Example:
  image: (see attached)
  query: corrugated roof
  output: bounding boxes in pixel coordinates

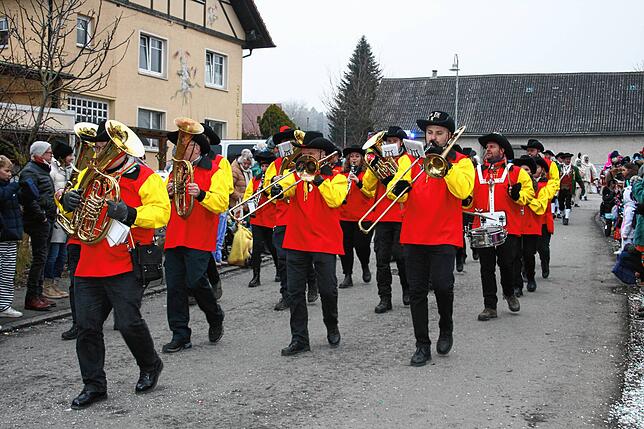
[372,72,644,136]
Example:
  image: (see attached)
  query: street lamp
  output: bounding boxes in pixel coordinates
[449,53,460,128]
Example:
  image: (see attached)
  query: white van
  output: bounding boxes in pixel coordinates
[213,139,265,163]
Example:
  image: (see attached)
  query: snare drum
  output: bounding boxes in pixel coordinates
[467,226,508,248]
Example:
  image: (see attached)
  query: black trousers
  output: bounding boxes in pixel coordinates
[478,234,519,309]
[558,188,572,210]
[251,225,278,271]
[273,225,316,301]
[404,244,456,347]
[24,220,53,299]
[514,234,538,290]
[374,222,408,299]
[537,224,551,271]
[165,247,224,342]
[286,250,338,345]
[67,243,81,324]
[75,271,159,392]
[339,221,373,275]
[456,213,474,263]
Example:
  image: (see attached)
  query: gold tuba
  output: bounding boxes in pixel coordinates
[65,120,144,243]
[362,131,399,182]
[171,117,204,218]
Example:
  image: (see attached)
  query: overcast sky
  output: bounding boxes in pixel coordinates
[242,0,644,112]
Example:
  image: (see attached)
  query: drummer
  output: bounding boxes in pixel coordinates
[465,133,534,321]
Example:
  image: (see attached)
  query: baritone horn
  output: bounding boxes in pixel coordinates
[362,130,399,182]
[172,117,204,218]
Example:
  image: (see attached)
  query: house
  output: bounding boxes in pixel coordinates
[242,103,280,138]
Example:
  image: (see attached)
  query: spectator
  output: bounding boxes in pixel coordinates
[19,141,57,311]
[579,154,598,196]
[43,142,74,298]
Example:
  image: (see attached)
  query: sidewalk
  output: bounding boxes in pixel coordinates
[0,261,254,333]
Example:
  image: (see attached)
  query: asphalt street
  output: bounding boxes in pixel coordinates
[0,194,628,428]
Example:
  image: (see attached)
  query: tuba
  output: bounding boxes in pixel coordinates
[64,120,144,244]
[171,117,204,218]
[362,131,399,182]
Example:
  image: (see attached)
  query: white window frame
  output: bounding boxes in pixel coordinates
[76,15,92,48]
[205,49,228,90]
[138,31,167,79]
[204,118,227,139]
[0,17,9,49]
[67,95,109,124]
[137,107,167,152]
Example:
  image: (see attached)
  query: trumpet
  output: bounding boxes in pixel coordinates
[358,126,466,234]
[171,117,204,218]
[233,151,339,222]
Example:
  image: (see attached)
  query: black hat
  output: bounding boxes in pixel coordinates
[560,152,574,159]
[292,131,324,148]
[478,132,514,160]
[543,149,555,157]
[301,137,337,155]
[83,120,109,142]
[52,141,73,160]
[520,139,544,152]
[167,130,211,155]
[342,145,365,158]
[416,111,455,133]
[555,152,564,158]
[513,155,537,174]
[254,150,276,164]
[201,123,221,146]
[272,128,295,145]
[461,147,476,157]
[383,126,408,140]
[534,156,548,171]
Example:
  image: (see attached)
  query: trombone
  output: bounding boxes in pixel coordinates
[232,151,339,222]
[358,126,466,234]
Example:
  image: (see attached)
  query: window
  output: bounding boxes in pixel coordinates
[205,119,226,139]
[138,108,165,149]
[205,51,227,88]
[76,15,91,47]
[139,33,165,76]
[67,95,108,124]
[0,17,9,48]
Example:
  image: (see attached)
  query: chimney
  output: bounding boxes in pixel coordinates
[431,70,438,78]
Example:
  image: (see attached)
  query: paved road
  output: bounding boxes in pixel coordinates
[0,195,627,428]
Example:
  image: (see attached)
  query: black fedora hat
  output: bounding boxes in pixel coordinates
[416,111,455,133]
[534,156,548,171]
[560,152,574,159]
[543,149,555,157]
[272,128,295,145]
[520,139,545,152]
[201,123,221,146]
[555,152,565,158]
[302,137,337,155]
[461,147,476,157]
[513,155,537,174]
[478,132,514,160]
[82,120,110,142]
[254,150,276,164]
[383,126,408,140]
[342,145,365,158]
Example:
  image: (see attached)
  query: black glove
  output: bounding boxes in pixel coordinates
[636,203,644,216]
[509,183,522,201]
[392,180,410,197]
[462,196,473,207]
[319,165,333,176]
[426,145,443,155]
[312,175,325,187]
[106,199,136,225]
[270,183,283,198]
[62,190,82,211]
[381,175,394,186]
[355,180,363,189]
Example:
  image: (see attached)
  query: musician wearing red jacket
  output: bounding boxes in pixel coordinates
[362,126,410,313]
[338,145,374,288]
[162,125,229,354]
[468,133,534,322]
[388,111,474,367]
[272,136,348,356]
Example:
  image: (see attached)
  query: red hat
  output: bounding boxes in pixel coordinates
[279,125,291,133]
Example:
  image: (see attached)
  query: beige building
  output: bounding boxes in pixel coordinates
[0,0,274,169]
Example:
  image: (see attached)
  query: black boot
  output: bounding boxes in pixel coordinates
[248,268,261,288]
[339,274,353,289]
[61,323,79,341]
[435,290,454,355]
[455,255,464,273]
[526,278,537,292]
[374,297,392,314]
[410,345,431,367]
[307,280,319,303]
[362,265,372,283]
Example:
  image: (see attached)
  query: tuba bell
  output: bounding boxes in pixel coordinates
[362,131,399,182]
[171,117,204,218]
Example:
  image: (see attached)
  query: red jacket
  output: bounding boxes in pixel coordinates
[244,175,277,228]
[340,170,374,222]
[362,162,404,223]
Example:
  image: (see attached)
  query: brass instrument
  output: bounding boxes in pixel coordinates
[61,120,144,243]
[358,126,466,234]
[362,131,399,182]
[171,117,204,218]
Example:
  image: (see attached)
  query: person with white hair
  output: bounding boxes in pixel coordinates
[579,154,598,198]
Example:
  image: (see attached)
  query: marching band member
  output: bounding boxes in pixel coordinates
[468,133,534,322]
[162,123,227,353]
[243,150,279,287]
[362,126,410,313]
[388,111,474,366]
[272,136,348,356]
[61,121,170,409]
[338,145,374,288]
[558,153,584,225]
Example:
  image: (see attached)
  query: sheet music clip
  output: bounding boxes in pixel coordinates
[381,143,399,158]
[403,139,425,159]
[277,141,294,158]
[106,220,130,247]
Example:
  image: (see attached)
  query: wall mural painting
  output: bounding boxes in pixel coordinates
[207,4,220,27]
[172,50,200,106]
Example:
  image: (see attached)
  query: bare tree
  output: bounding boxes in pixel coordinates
[283,101,329,136]
[0,0,130,161]
[635,61,644,72]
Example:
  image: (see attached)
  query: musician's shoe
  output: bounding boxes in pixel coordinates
[514,287,523,297]
[505,295,520,312]
[273,297,289,311]
[436,332,453,355]
[327,327,341,348]
[477,308,497,321]
[135,359,163,394]
[248,269,261,288]
[161,339,192,353]
[472,250,479,261]
[362,266,372,283]
[562,217,569,225]
[526,279,537,292]
[209,323,224,344]
[410,345,431,367]
[542,265,550,279]
[280,341,310,356]
[374,298,392,314]
[402,293,410,306]
[24,296,50,311]
[274,274,281,283]
[307,282,319,303]
[456,257,464,273]
[61,324,79,341]
[71,389,107,409]
[339,275,353,289]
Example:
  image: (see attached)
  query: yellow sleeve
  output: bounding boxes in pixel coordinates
[360,168,377,199]
[135,172,171,229]
[198,167,231,214]
[540,160,561,201]
[243,179,254,201]
[217,157,234,197]
[515,168,536,206]
[278,171,297,199]
[386,154,412,203]
[319,174,348,208]
[527,188,550,215]
[444,157,475,200]
[58,168,87,217]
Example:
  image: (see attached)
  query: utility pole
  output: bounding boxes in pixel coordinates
[449,54,460,128]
